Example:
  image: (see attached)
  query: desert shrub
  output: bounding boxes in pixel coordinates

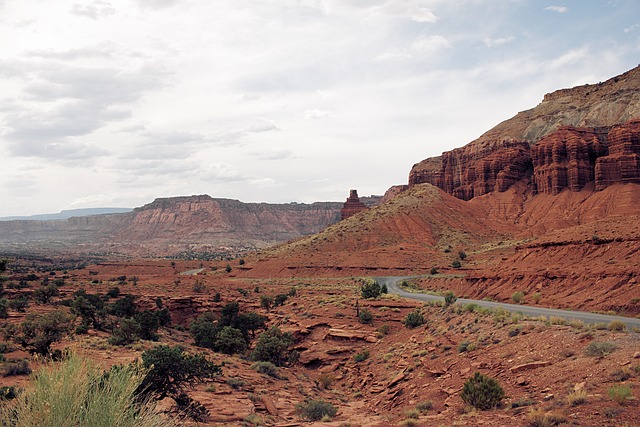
[236,312,268,339]
[458,340,472,353]
[106,286,120,299]
[415,400,433,412]
[527,409,567,426]
[377,324,390,335]
[215,326,247,355]
[251,361,279,378]
[584,341,617,357]
[17,310,74,355]
[109,294,138,318]
[274,294,288,307]
[213,292,221,302]
[358,309,373,324]
[451,259,461,268]
[403,309,425,328]
[567,389,587,406]
[353,350,369,362]
[260,295,273,311]
[0,353,175,427]
[607,320,626,332]
[430,267,439,275]
[444,291,457,306]
[0,299,7,319]
[295,399,337,421]
[511,291,525,304]
[458,251,467,260]
[0,386,18,400]
[137,345,221,421]
[134,310,162,341]
[3,359,31,377]
[190,312,220,349]
[608,384,632,405]
[318,373,335,389]
[360,280,382,299]
[8,297,29,312]
[532,292,542,304]
[610,368,632,382]
[510,398,535,408]
[192,281,206,293]
[109,317,141,346]
[251,327,295,366]
[33,284,60,304]
[225,264,232,273]
[460,372,504,410]
[226,377,247,390]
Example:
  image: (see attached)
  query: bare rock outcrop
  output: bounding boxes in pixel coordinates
[340,190,368,220]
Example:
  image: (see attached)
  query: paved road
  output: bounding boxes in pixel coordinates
[376,276,640,329]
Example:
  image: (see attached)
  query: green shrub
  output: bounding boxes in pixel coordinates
[109,317,141,346]
[260,295,273,311]
[415,400,433,412]
[251,327,295,366]
[430,267,439,275]
[353,350,369,362]
[532,292,542,304]
[403,309,425,328]
[0,299,8,319]
[137,345,221,421]
[0,386,18,400]
[607,320,626,332]
[458,251,467,260]
[460,372,504,410]
[567,389,587,406]
[251,361,279,378]
[608,384,632,405]
[3,359,31,377]
[8,297,29,312]
[511,291,525,304]
[215,326,247,355]
[361,280,382,299]
[377,324,390,335]
[444,291,457,306]
[33,284,60,304]
[451,259,461,269]
[295,399,337,421]
[584,341,617,357]
[18,310,74,355]
[358,309,373,324]
[274,294,288,306]
[1,354,175,426]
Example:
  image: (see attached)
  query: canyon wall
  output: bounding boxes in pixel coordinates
[409,66,640,200]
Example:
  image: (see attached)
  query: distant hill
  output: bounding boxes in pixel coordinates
[0,195,382,258]
[0,208,133,221]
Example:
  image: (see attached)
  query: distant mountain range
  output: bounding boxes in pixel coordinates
[0,208,133,221]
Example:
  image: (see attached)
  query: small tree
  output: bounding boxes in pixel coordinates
[360,280,382,299]
[444,291,457,306]
[214,326,247,355]
[251,326,295,366]
[403,309,425,328]
[460,372,504,410]
[33,284,60,304]
[137,345,221,421]
[260,295,273,311]
[18,310,74,355]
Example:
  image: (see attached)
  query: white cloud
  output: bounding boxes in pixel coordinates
[545,6,568,13]
[70,1,115,19]
[483,36,515,47]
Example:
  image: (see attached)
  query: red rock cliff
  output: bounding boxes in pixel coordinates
[408,66,640,200]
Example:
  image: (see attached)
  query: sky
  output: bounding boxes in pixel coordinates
[1,0,639,216]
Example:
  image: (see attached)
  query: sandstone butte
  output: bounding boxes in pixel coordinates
[340,189,369,220]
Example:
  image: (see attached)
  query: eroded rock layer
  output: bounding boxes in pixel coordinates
[409,66,640,200]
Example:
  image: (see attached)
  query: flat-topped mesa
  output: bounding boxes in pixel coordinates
[340,189,368,220]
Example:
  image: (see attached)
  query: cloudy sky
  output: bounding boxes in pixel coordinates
[1,0,639,216]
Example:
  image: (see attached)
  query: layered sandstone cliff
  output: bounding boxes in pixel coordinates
[409,66,640,199]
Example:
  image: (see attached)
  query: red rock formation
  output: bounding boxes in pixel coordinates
[531,127,607,194]
[408,66,640,200]
[410,140,531,201]
[595,120,640,190]
[340,189,368,220]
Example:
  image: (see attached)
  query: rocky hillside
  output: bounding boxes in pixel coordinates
[0,195,375,257]
[409,66,640,200]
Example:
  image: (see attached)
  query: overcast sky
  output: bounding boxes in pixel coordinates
[1,0,639,216]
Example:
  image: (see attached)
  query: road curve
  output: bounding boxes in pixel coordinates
[376,276,640,329]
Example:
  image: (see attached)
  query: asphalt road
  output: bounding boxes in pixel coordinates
[377,276,640,329]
